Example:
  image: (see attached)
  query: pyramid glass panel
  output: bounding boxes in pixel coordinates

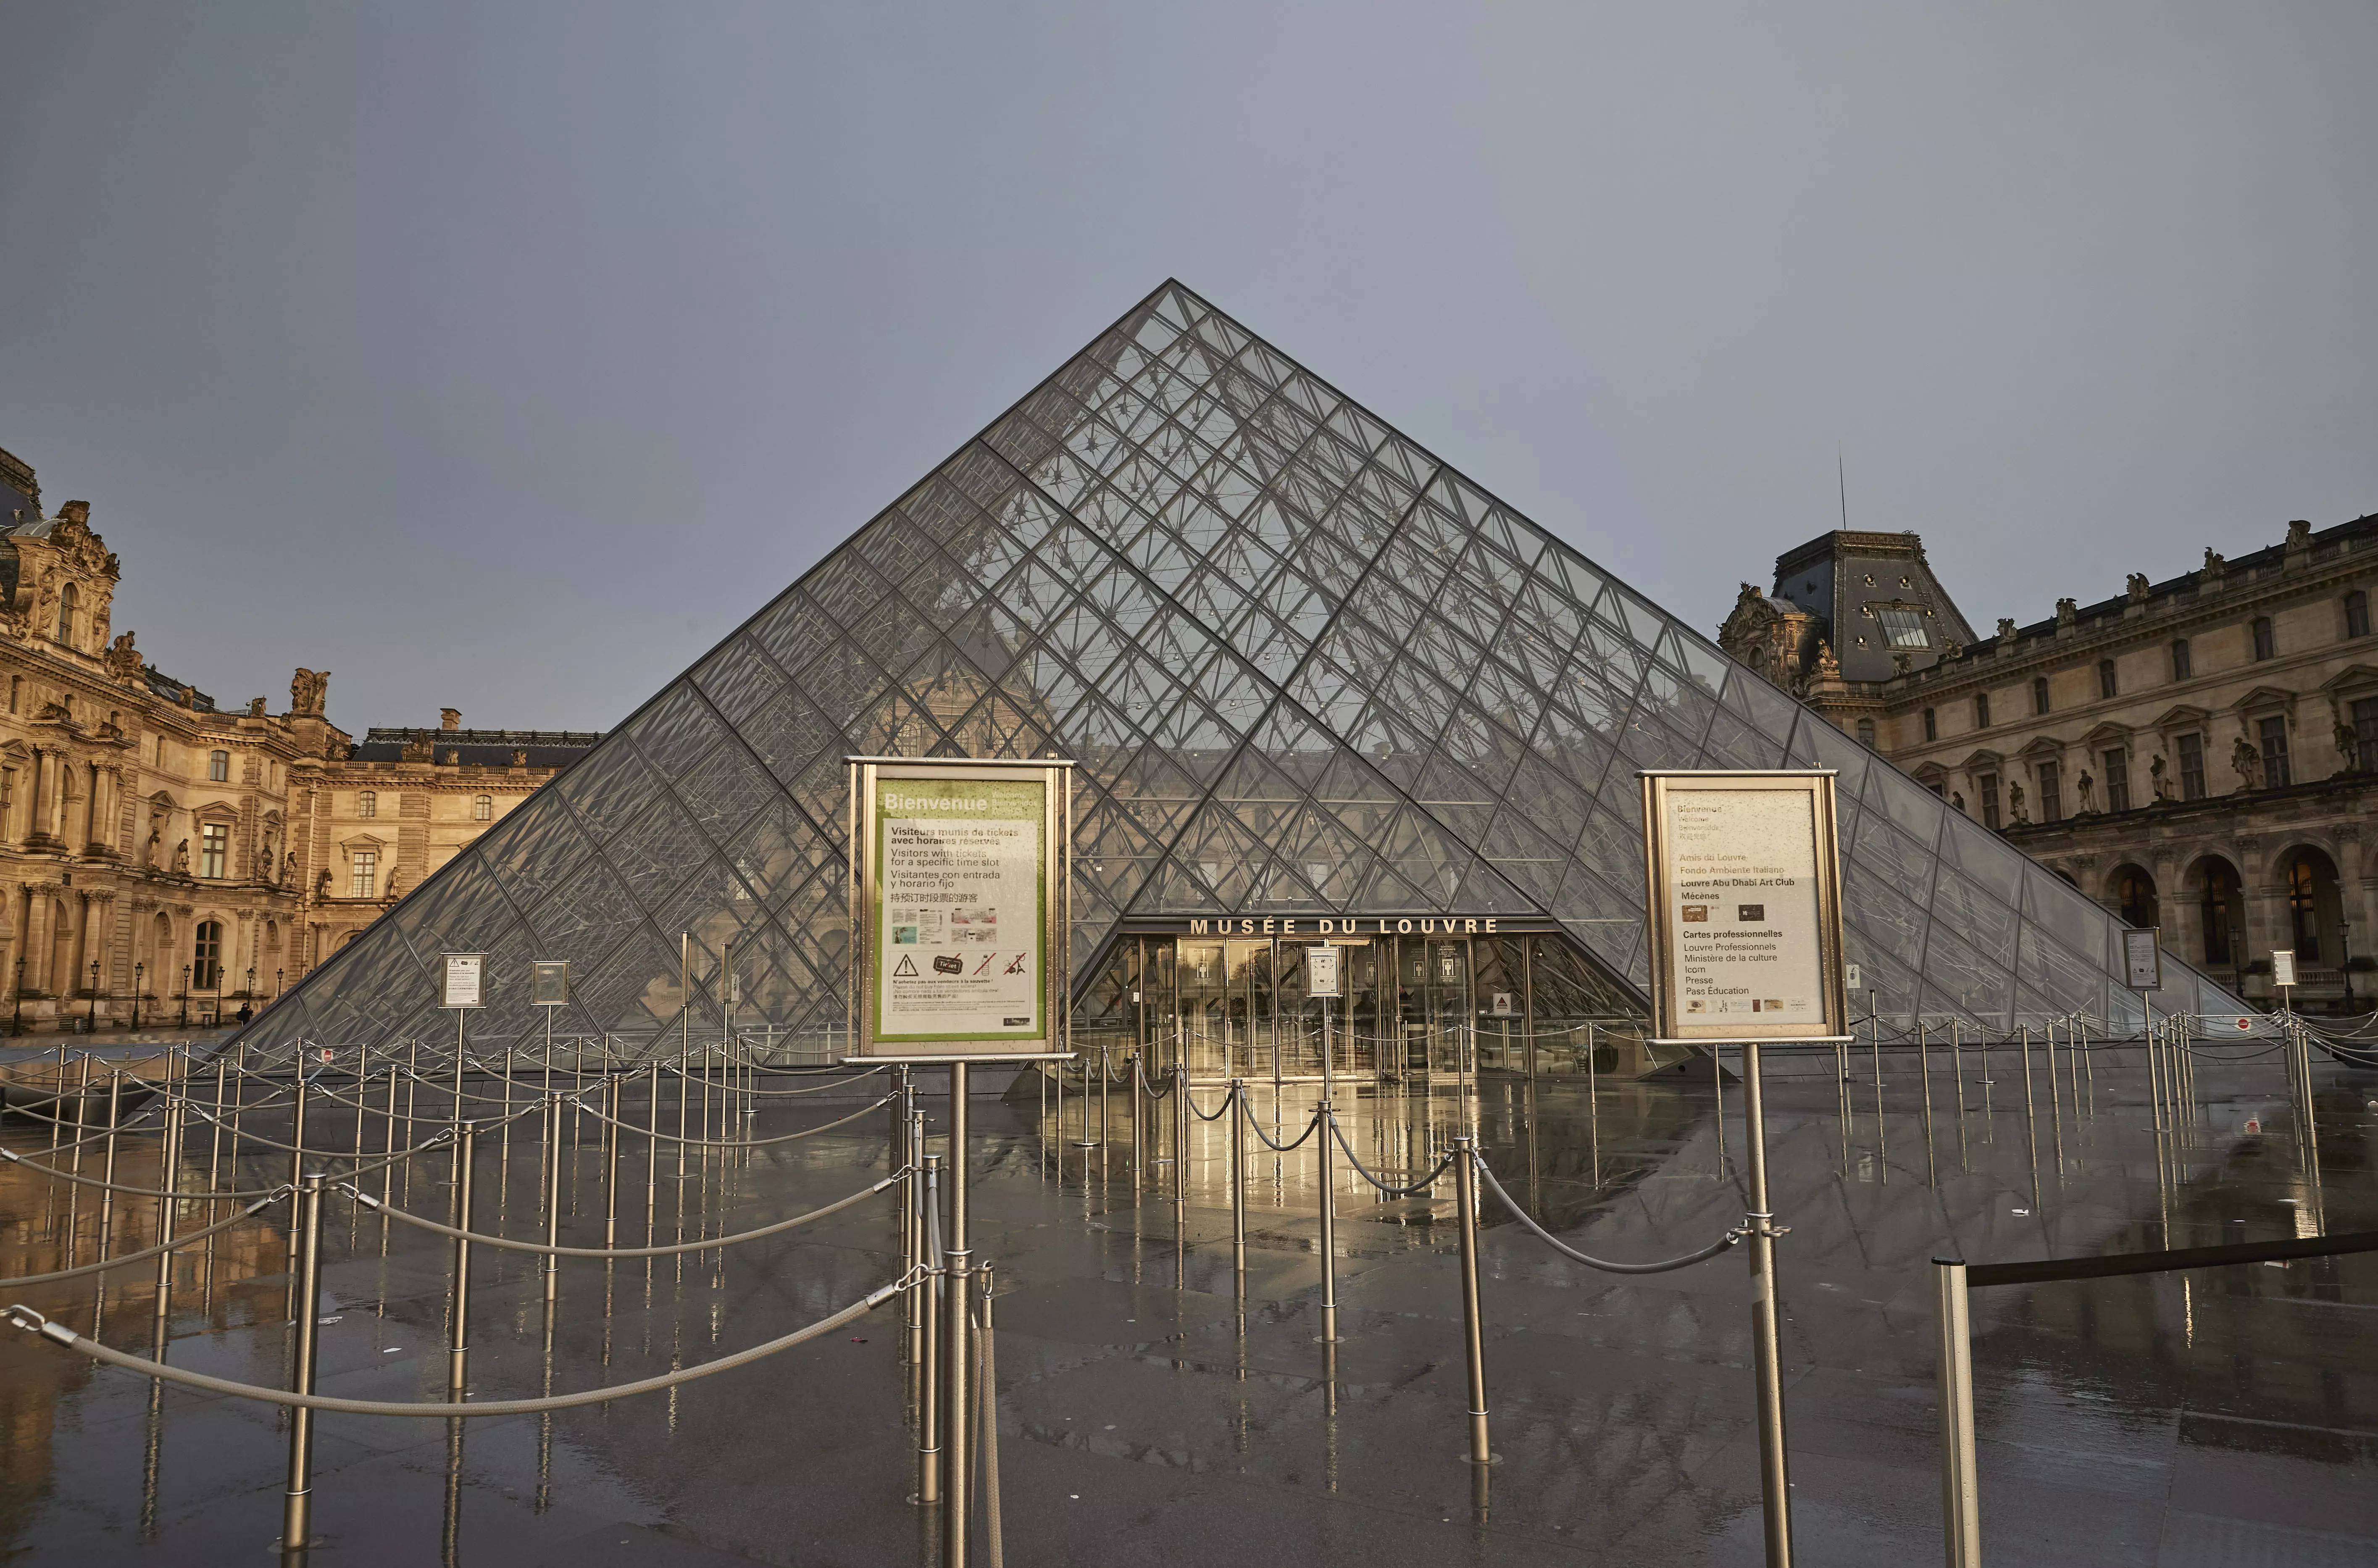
[244,280,2241,1053]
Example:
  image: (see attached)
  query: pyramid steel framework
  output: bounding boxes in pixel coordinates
[242,281,2238,1054]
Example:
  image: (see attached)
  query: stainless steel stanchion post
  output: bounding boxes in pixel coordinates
[907,1110,928,1376]
[1453,1137,1492,1467]
[1934,1258,1980,1568]
[1740,1040,1794,1567]
[1130,1052,1144,1193]
[448,1123,476,1400]
[1315,1102,1337,1344]
[944,1065,973,1568]
[1173,1067,1189,1259]
[603,1077,621,1250]
[543,1095,562,1305]
[280,1173,325,1561]
[917,1153,943,1507]
[1228,1080,1247,1281]
[151,1096,184,1358]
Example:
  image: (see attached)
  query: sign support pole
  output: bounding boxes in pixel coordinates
[1741,1037,1792,1567]
[942,1061,972,1568]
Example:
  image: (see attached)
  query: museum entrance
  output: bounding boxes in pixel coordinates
[1083,927,1644,1087]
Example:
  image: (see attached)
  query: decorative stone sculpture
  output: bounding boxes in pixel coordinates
[2126,573,2150,602]
[171,838,189,875]
[1996,617,2018,641]
[290,668,330,715]
[2077,771,2096,812]
[2007,782,2028,825]
[2231,735,2261,790]
[2150,755,2171,800]
[104,630,142,679]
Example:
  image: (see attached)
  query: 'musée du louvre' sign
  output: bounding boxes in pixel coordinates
[1182,915,1507,937]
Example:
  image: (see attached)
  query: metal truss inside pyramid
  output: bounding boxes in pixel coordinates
[246,281,2239,1053]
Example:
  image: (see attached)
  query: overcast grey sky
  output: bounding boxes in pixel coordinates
[3,4,2372,736]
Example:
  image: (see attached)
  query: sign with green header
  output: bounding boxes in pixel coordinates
[873,776,1047,1044]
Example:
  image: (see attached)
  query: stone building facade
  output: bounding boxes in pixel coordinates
[1721,513,2378,1010]
[0,444,596,1030]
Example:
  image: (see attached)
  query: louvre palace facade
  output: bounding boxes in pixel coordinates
[0,444,595,1030]
[234,282,2248,1072]
[1723,515,2378,1013]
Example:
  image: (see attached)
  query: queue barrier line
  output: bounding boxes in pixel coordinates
[2,1275,912,1418]
[1469,1156,1744,1275]
[0,1190,289,1287]
[0,1142,292,1202]
[568,1091,895,1149]
[1323,1109,1458,1199]
[1238,1095,1321,1154]
[345,1168,904,1259]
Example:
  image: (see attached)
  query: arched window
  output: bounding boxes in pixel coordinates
[2113,868,2157,930]
[54,581,76,644]
[357,790,376,818]
[208,749,229,782]
[2286,852,2331,962]
[2198,861,2242,965]
[473,794,493,821]
[192,920,224,990]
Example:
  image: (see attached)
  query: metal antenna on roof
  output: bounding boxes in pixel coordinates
[1837,445,1848,532]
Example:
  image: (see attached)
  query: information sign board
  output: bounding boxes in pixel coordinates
[2271,949,2298,989]
[441,953,486,1010]
[1307,945,1341,999]
[530,960,570,1007]
[1640,771,1848,1044]
[849,759,1071,1060]
[2120,929,2162,991]
[1489,991,1515,1017]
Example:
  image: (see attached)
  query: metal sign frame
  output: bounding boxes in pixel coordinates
[1306,945,1341,999]
[2271,948,2298,990]
[529,959,571,1008]
[845,756,1076,1064]
[440,952,487,1010]
[2120,928,2162,992]
[1640,769,1851,1046]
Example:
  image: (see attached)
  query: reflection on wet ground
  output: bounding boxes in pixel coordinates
[0,1040,2374,1565]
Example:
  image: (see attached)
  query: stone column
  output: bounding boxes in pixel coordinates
[89,893,118,1013]
[65,892,92,1004]
[21,885,55,996]
[234,909,257,996]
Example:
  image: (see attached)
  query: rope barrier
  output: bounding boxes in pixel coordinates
[0,1143,290,1202]
[1323,1111,1458,1199]
[2,1277,910,1417]
[344,1171,902,1259]
[1468,1155,1743,1275]
[1238,1095,1321,1154]
[568,1091,894,1149]
[0,1191,289,1286]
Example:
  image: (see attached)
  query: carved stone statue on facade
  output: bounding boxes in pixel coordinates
[2055,597,2078,627]
[291,667,330,714]
[2231,735,2261,790]
[1810,640,1841,680]
[171,838,190,875]
[1996,617,2018,641]
[383,868,404,900]
[2126,573,2150,602]
[2203,547,2225,575]
[2007,782,2028,825]
[143,825,160,869]
[2150,754,2171,800]
[104,630,142,679]
[283,850,298,887]
[315,867,333,898]
[2077,771,2096,812]
[2339,721,2362,772]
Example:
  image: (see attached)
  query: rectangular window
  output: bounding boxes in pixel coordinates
[2252,616,2275,660]
[2348,590,2370,639]
[6,675,16,713]
[2032,676,2051,716]
[1922,707,1937,742]
[2177,732,2207,800]
[1975,693,1991,729]
[1978,774,2001,830]
[199,821,227,879]
[0,767,13,838]
[350,849,378,900]
[2037,759,2062,823]
[2102,747,2130,813]
[358,791,376,819]
[1856,718,1876,748]
[2260,715,2291,788]
[208,749,229,782]
[1877,608,1930,648]
[2172,639,2192,681]
[2355,696,2378,772]
[2098,659,2118,700]
[1924,779,1944,798]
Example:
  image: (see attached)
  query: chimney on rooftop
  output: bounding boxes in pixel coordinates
[440,708,460,731]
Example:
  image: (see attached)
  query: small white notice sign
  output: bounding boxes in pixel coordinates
[1641,772,1847,1043]
[2271,949,2298,989]
[2121,929,2162,991]
[442,953,485,1010]
[1307,945,1341,999]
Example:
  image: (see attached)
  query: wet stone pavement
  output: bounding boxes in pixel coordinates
[2,1039,2375,1565]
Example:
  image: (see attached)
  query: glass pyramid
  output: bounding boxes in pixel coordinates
[246,281,2236,1054]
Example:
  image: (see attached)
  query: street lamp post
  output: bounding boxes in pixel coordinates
[179,964,190,1028]
[132,962,144,1031]
[2342,918,2356,1010]
[245,964,255,1000]
[275,967,284,1000]
[87,960,99,1032]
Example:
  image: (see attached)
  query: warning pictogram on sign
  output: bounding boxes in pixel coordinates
[893,954,919,978]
